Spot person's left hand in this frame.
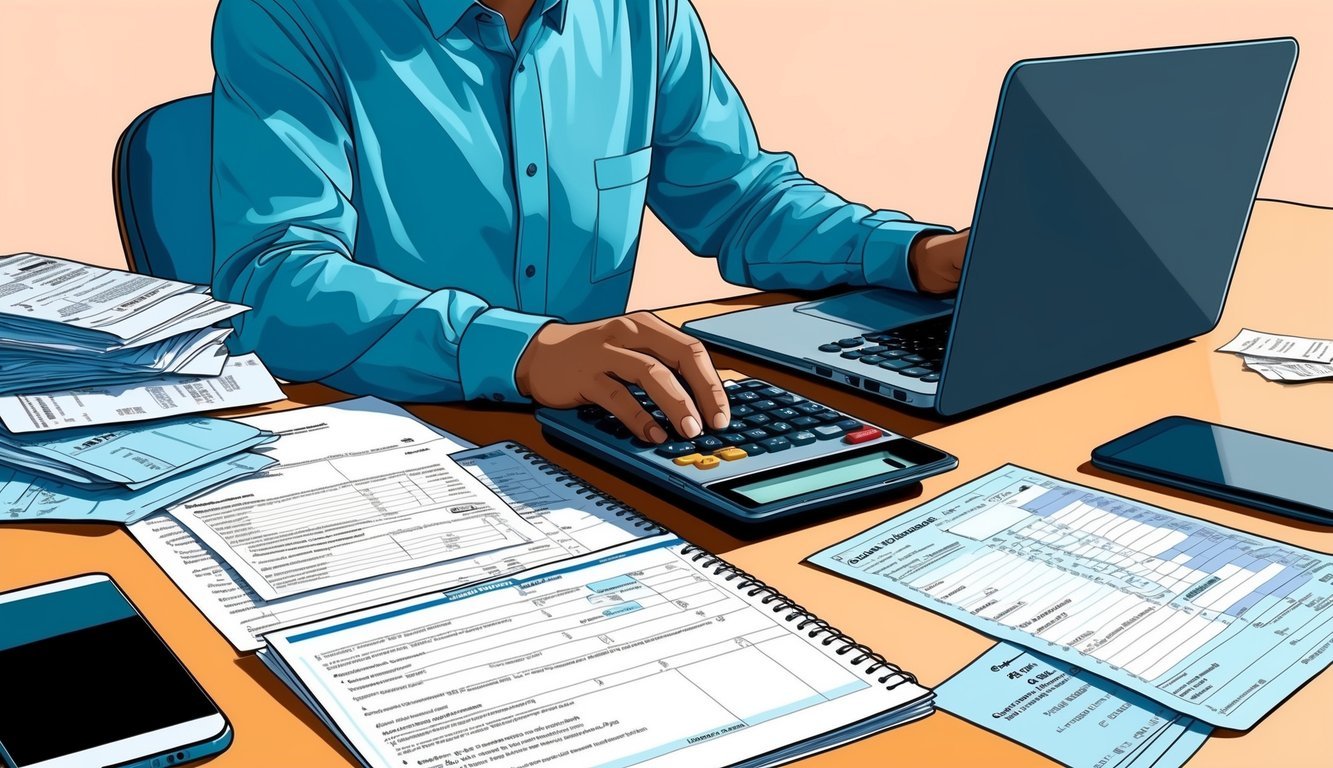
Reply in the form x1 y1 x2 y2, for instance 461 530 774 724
908 229 971 294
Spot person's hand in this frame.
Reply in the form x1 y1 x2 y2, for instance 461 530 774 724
908 229 970 294
515 312 730 444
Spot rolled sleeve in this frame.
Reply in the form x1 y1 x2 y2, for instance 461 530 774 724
861 219 955 293
458 308 554 403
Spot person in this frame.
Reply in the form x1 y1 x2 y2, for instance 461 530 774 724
210 0 969 445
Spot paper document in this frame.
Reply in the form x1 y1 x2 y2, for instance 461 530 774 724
0 252 244 349
808 465 1333 729
1241 356 1333 383
0 354 284 433
1 452 274 524
1218 328 1333 363
0 415 273 489
937 642 1210 768
263 536 932 768
165 399 543 600
131 441 663 651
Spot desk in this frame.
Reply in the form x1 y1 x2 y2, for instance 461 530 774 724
2 200 1330 766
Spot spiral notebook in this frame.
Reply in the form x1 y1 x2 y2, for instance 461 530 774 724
259 442 932 768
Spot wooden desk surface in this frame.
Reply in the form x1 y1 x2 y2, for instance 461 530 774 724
3 200 1330 766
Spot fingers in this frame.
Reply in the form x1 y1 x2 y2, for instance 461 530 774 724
604 348 704 440
585 372 668 444
611 313 731 431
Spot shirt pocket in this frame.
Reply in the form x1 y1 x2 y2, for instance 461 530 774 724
591 146 653 283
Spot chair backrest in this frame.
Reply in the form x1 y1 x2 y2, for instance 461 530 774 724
113 94 214 285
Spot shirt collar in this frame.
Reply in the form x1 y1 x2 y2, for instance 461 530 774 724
418 0 568 40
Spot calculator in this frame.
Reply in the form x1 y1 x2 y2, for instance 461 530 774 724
535 378 957 525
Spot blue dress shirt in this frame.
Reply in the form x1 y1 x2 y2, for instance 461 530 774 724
211 0 947 403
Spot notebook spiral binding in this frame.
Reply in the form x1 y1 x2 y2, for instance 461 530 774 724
505 443 668 536
677 543 919 692
503 442 916 693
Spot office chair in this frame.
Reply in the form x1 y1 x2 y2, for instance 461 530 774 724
113 94 214 285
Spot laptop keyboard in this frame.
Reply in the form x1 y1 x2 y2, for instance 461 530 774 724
816 316 950 382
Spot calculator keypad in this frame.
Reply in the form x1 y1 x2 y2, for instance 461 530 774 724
575 379 883 473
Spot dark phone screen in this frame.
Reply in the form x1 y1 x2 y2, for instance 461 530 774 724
1109 420 1333 513
0 580 218 767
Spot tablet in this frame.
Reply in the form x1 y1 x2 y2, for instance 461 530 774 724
0 574 231 768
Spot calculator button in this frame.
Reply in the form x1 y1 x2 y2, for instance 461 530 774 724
724 419 749 432
739 442 767 456
771 407 800 421
714 447 748 461
673 453 704 466
760 436 792 452
730 404 755 417
577 406 602 421
694 435 724 451
814 425 844 440
794 402 825 415
859 355 886 365
843 426 882 444
900 367 932 378
750 399 778 411
730 390 761 403
694 455 721 470
650 409 667 422
743 413 772 427
816 411 844 423
718 432 749 446
922 373 942 383
766 421 795 434
860 345 888 355
742 428 770 442
655 442 698 458
834 419 862 432
818 343 842 353
739 380 768 389
627 385 647 397
789 416 820 428
789 430 817 446
836 338 863 348
597 417 631 438
840 350 865 360
772 393 801 406
757 386 784 398
902 354 926 364
880 348 909 359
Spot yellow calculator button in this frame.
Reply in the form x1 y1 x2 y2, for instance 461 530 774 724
694 455 722 470
673 453 705 466
714 447 748 462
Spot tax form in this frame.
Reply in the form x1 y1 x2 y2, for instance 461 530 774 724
937 642 1210 768
165 399 544 600
130 442 662 651
808 465 1333 729
0 354 284 433
262 536 932 768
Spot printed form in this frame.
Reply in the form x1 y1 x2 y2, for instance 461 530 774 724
167 399 543 600
263 536 931 768
0 354 284 433
809 465 1333 729
131 442 660 651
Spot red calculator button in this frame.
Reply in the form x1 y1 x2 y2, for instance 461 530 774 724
843 426 882 444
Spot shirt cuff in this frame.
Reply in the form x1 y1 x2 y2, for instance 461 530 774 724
458 307 554 404
861 219 955 293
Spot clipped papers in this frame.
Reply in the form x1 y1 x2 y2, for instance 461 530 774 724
0 354 283 433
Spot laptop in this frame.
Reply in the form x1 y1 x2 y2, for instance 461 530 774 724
685 39 1297 417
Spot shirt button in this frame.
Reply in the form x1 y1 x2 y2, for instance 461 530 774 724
492 393 505 402
525 265 537 278
476 12 488 21
517 63 526 73
525 163 538 177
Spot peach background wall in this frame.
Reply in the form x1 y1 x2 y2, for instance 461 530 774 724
1 0 1330 310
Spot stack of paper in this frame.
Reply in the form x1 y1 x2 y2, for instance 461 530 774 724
0 253 247 395
0 415 277 524
1218 328 1333 382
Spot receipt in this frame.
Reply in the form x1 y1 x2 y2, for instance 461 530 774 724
1217 328 1333 364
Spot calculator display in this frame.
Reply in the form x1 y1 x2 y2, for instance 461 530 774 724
729 449 909 505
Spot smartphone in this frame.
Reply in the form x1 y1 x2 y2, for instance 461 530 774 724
1092 416 1333 525
0 574 231 768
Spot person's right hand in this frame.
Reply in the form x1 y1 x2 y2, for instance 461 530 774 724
514 312 731 444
